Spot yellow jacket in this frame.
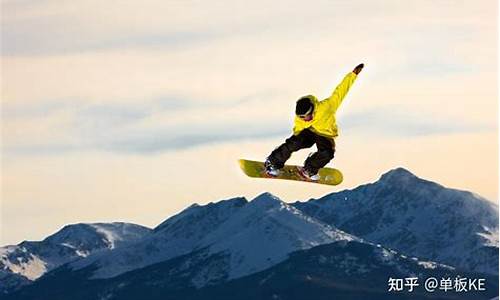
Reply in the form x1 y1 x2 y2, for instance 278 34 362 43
293 72 357 139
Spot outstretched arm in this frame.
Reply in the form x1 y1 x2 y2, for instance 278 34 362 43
326 63 364 112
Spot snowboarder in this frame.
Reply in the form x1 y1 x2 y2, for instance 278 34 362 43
264 63 364 181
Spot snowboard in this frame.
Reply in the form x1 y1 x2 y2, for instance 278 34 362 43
238 159 343 186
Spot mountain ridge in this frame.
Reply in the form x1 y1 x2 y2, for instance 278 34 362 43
66 192 356 286
292 167 498 275
0 222 151 293
2 167 498 298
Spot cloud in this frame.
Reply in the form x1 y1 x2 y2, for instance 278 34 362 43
100 126 289 154
3 95 495 157
340 108 496 137
0 0 337 56
1 99 76 118
3 0 495 57
2 123 290 155
2 97 292 156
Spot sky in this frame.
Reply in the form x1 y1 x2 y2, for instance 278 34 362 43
1 0 498 245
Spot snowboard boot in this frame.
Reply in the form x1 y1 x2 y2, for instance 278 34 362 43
264 159 280 177
297 166 320 181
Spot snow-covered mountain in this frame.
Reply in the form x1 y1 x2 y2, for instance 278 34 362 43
194 193 356 283
68 193 356 286
0 222 151 293
3 167 499 299
9 240 498 300
191 240 498 300
293 167 499 275
69 197 248 279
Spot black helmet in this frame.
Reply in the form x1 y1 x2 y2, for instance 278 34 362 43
295 96 314 116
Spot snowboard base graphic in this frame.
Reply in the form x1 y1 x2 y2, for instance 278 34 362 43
238 159 343 186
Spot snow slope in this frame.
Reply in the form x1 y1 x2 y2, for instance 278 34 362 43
196 193 356 285
4 167 498 298
0 222 151 293
9 239 499 300
293 167 499 275
70 197 249 279
70 194 356 286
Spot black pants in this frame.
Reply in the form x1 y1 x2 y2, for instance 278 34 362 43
267 129 335 174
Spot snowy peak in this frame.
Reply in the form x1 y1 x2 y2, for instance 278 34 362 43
68 193 356 285
70 197 249 280
154 197 248 232
42 222 151 250
43 223 95 244
151 196 248 246
378 167 420 185
88 223 152 249
251 192 281 205
5 167 498 297
293 167 499 275
0 222 151 293
196 193 356 284
200 192 346 246
242 192 285 212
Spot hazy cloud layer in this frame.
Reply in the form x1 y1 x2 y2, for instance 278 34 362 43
341 108 496 137
2 97 291 155
3 99 495 155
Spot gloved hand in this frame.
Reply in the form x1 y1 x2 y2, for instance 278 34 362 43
353 63 364 75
